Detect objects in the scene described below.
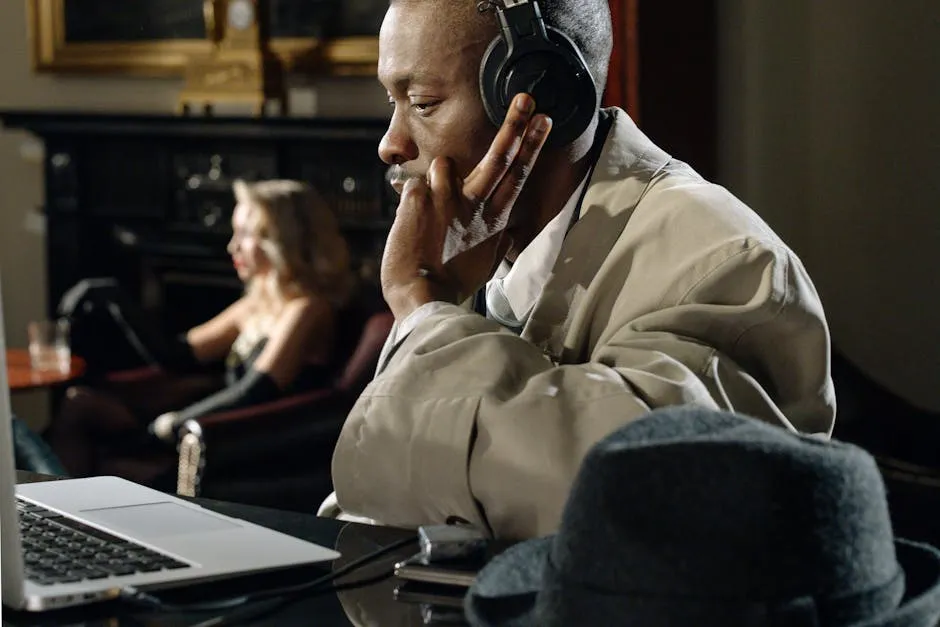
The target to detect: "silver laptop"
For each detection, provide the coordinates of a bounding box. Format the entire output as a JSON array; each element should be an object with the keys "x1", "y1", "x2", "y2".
[{"x1": 0, "y1": 284, "x2": 340, "y2": 612}]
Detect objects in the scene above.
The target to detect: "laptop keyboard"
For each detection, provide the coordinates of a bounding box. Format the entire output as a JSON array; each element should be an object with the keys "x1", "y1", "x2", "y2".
[{"x1": 16, "y1": 497, "x2": 190, "y2": 586}]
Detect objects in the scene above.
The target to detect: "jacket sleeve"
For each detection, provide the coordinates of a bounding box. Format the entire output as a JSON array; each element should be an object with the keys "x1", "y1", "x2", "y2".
[{"x1": 331, "y1": 241, "x2": 835, "y2": 540}]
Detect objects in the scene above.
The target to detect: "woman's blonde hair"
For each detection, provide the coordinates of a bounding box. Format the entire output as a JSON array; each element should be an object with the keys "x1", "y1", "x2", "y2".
[{"x1": 233, "y1": 179, "x2": 353, "y2": 308}]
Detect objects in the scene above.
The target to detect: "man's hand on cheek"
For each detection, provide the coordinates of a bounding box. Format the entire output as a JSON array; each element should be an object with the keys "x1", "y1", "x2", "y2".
[{"x1": 381, "y1": 93, "x2": 553, "y2": 321}]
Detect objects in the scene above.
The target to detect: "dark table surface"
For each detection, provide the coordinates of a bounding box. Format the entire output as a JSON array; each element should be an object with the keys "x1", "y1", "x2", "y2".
[
  {"x1": 6, "y1": 349, "x2": 86, "y2": 393},
  {"x1": 3, "y1": 472, "x2": 454, "y2": 626}
]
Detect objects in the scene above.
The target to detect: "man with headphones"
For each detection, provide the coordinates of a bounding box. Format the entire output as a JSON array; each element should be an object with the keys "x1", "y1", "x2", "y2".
[{"x1": 324, "y1": 0, "x2": 836, "y2": 539}]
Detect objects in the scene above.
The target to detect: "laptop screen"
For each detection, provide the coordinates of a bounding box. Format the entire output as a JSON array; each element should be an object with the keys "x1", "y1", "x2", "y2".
[{"x1": 0, "y1": 277, "x2": 28, "y2": 608}]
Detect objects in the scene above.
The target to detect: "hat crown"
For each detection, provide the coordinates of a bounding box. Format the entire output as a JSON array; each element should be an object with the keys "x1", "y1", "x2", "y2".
[{"x1": 549, "y1": 408, "x2": 899, "y2": 605}]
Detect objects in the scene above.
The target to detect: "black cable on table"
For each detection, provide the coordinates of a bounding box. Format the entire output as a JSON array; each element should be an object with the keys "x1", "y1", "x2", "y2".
[
  {"x1": 192, "y1": 570, "x2": 399, "y2": 627},
  {"x1": 120, "y1": 535, "x2": 417, "y2": 622}
]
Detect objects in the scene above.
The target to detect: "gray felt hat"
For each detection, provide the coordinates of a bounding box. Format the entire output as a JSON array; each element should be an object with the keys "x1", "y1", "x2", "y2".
[{"x1": 465, "y1": 407, "x2": 940, "y2": 627}]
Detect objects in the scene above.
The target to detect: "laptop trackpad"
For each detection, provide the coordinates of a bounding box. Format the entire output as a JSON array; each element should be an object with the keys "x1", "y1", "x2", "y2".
[{"x1": 80, "y1": 502, "x2": 240, "y2": 538}]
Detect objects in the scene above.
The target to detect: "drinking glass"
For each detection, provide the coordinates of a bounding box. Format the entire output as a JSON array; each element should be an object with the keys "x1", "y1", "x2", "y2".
[{"x1": 27, "y1": 318, "x2": 71, "y2": 372}]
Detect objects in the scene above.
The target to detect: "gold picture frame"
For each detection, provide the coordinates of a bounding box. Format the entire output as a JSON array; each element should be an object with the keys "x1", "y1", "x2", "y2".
[{"x1": 27, "y1": 0, "x2": 379, "y2": 77}]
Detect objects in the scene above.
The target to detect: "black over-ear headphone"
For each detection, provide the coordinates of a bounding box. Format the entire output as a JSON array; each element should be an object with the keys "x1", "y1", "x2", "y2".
[{"x1": 479, "y1": 0, "x2": 598, "y2": 147}]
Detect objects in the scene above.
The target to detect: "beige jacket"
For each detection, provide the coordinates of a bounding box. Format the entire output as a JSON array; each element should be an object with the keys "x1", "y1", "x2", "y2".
[{"x1": 331, "y1": 108, "x2": 836, "y2": 540}]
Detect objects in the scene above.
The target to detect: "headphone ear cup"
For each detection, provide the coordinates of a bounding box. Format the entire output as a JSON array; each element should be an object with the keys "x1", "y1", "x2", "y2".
[
  {"x1": 479, "y1": 26, "x2": 597, "y2": 147},
  {"x1": 479, "y1": 35, "x2": 510, "y2": 129},
  {"x1": 542, "y1": 26, "x2": 598, "y2": 142}
]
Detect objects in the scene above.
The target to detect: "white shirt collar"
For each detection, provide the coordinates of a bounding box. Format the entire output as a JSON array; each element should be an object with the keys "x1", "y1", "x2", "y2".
[{"x1": 487, "y1": 172, "x2": 590, "y2": 325}]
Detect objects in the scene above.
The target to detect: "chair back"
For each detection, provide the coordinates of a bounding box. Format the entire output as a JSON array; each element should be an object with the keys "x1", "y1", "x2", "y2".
[{"x1": 335, "y1": 312, "x2": 395, "y2": 394}]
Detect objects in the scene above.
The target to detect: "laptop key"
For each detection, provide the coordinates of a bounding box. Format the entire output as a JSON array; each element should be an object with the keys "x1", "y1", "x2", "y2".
[
  {"x1": 136, "y1": 563, "x2": 165, "y2": 572},
  {"x1": 31, "y1": 572, "x2": 80, "y2": 584},
  {"x1": 28, "y1": 509, "x2": 64, "y2": 519},
  {"x1": 59, "y1": 547, "x2": 93, "y2": 560},
  {"x1": 29, "y1": 567, "x2": 65, "y2": 580},
  {"x1": 65, "y1": 568, "x2": 105, "y2": 579},
  {"x1": 157, "y1": 560, "x2": 189, "y2": 570},
  {"x1": 51, "y1": 576, "x2": 82, "y2": 584}
]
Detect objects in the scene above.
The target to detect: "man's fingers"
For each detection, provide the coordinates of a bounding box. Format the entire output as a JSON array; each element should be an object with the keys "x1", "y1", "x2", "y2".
[
  {"x1": 428, "y1": 156, "x2": 460, "y2": 221},
  {"x1": 386, "y1": 176, "x2": 436, "y2": 275},
  {"x1": 399, "y1": 176, "x2": 430, "y2": 213},
  {"x1": 401, "y1": 175, "x2": 428, "y2": 197},
  {"x1": 485, "y1": 114, "x2": 552, "y2": 226},
  {"x1": 394, "y1": 177, "x2": 432, "y2": 244},
  {"x1": 463, "y1": 93, "x2": 536, "y2": 206}
]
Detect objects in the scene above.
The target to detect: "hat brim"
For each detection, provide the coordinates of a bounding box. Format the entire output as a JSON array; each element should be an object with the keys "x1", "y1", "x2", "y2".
[
  {"x1": 463, "y1": 536, "x2": 552, "y2": 627},
  {"x1": 857, "y1": 538, "x2": 940, "y2": 627},
  {"x1": 464, "y1": 537, "x2": 940, "y2": 627}
]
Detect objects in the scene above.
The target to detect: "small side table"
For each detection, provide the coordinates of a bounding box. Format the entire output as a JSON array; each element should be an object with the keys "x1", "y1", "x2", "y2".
[{"x1": 5, "y1": 349, "x2": 86, "y2": 393}]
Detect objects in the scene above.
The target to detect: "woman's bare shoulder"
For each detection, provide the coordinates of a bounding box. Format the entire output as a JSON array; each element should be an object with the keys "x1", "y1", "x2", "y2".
[
  {"x1": 279, "y1": 293, "x2": 334, "y2": 326},
  {"x1": 225, "y1": 294, "x2": 257, "y2": 325}
]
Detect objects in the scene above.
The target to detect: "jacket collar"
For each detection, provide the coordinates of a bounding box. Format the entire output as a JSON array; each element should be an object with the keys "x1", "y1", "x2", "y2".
[
  {"x1": 578, "y1": 107, "x2": 673, "y2": 222},
  {"x1": 521, "y1": 108, "x2": 673, "y2": 361}
]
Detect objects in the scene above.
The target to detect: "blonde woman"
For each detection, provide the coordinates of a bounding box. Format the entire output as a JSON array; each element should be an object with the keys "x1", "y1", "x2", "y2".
[{"x1": 47, "y1": 179, "x2": 355, "y2": 479}]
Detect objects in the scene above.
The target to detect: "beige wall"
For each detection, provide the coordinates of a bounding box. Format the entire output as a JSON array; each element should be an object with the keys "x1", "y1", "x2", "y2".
[
  {"x1": 720, "y1": 0, "x2": 940, "y2": 411},
  {"x1": 0, "y1": 0, "x2": 386, "y2": 425}
]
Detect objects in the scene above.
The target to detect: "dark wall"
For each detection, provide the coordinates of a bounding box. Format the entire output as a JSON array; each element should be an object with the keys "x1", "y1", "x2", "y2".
[{"x1": 637, "y1": 0, "x2": 718, "y2": 182}]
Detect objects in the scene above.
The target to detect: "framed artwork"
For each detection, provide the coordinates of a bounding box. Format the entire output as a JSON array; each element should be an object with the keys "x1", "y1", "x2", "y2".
[{"x1": 27, "y1": 0, "x2": 386, "y2": 76}]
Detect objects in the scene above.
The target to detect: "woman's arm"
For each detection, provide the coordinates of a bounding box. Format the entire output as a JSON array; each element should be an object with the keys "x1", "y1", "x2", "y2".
[
  {"x1": 185, "y1": 297, "x2": 250, "y2": 364},
  {"x1": 150, "y1": 296, "x2": 334, "y2": 441},
  {"x1": 251, "y1": 295, "x2": 334, "y2": 388}
]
